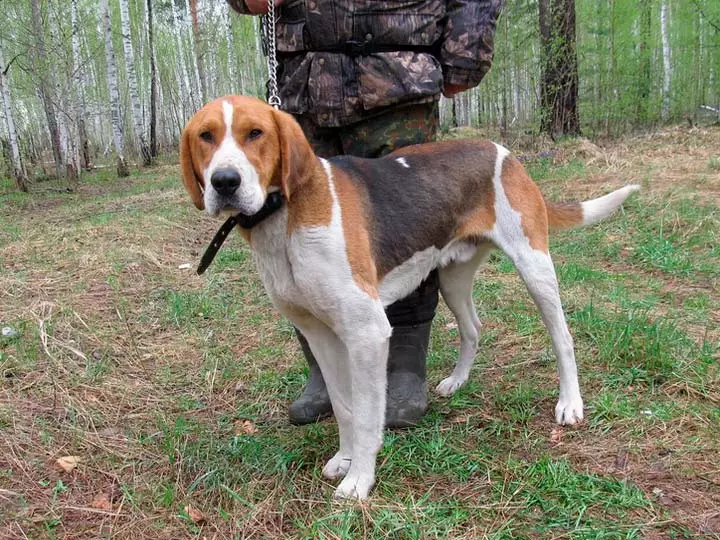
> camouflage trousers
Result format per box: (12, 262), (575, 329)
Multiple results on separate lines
(294, 101), (440, 160)
(294, 100), (440, 325)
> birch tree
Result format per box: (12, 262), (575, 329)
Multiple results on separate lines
(101, 0), (129, 177)
(0, 43), (27, 191)
(71, 0), (92, 170)
(190, 0), (208, 102)
(147, 0), (158, 158)
(119, 0), (151, 165)
(660, 0), (671, 121)
(29, 0), (64, 180)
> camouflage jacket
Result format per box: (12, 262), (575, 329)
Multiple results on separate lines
(227, 0), (504, 127)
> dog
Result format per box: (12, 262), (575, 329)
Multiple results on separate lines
(179, 95), (639, 500)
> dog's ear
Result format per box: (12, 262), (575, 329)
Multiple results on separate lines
(272, 108), (315, 200)
(180, 123), (205, 210)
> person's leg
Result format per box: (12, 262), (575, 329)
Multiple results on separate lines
(342, 102), (441, 427)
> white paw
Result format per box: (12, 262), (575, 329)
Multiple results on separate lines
(333, 473), (375, 501)
(322, 452), (352, 480)
(555, 395), (584, 425)
(436, 375), (467, 397)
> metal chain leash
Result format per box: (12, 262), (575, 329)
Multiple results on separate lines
(261, 0), (281, 109)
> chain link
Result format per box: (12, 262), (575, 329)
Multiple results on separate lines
(261, 0), (281, 109)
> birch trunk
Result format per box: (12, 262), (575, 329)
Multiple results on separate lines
(147, 0), (157, 158)
(660, 0), (671, 121)
(29, 0), (64, 180)
(190, 0), (208, 102)
(0, 44), (28, 191)
(71, 0), (92, 170)
(171, 0), (194, 118)
(119, 0), (151, 165)
(101, 0), (129, 176)
(49, 19), (78, 179)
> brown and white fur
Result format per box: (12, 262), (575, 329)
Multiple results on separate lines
(180, 96), (639, 500)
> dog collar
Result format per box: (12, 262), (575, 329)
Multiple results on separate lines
(196, 191), (284, 275)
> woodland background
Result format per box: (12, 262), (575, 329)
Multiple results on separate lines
(0, 0), (719, 188)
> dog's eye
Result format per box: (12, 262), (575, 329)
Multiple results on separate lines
(199, 131), (213, 143)
(248, 128), (263, 141)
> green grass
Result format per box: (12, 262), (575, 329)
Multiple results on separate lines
(1, 130), (719, 537)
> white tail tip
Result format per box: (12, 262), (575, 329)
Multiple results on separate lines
(582, 185), (640, 226)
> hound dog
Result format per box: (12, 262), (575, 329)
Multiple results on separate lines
(180, 95), (639, 500)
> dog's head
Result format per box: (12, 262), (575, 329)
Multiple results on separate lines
(180, 95), (314, 216)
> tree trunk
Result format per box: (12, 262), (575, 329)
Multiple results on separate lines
(49, 17), (77, 180)
(0, 44), (28, 192)
(660, 0), (671, 121)
(190, 0), (208, 102)
(539, 0), (580, 137)
(171, 0), (194, 119)
(636, 0), (653, 125)
(147, 0), (157, 158)
(29, 0), (64, 180)
(119, 0), (151, 165)
(71, 0), (92, 170)
(101, 0), (129, 177)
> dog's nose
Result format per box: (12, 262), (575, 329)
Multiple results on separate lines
(210, 168), (241, 197)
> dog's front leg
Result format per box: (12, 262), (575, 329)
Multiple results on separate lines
(334, 316), (391, 500)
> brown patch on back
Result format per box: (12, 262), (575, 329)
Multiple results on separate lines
(501, 156), (550, 252)
(455, 143), (497, 239)
(331, 166), (379, 298)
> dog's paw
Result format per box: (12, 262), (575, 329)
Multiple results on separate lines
(333, 473), (375, 501)
(322, 452), (352, 480)
(555, 395), (584, 425)
(435, 375), (467, 397)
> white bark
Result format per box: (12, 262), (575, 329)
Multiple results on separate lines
(0, 42), (27, 190)
(71, 0), (91, 170)
(171, 0), (194, 118)
(49, 15), (77, 178)
(119, 0), (150, 164)
(660, 0), (671, 121)
(101, 0), (128, 176)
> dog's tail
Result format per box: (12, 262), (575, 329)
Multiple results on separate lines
(546, 185), (640, 230)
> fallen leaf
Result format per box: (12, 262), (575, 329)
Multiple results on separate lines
(449, 414), (468, 424)
(615, 449), (630, 471)
(235, 419), (257, 435)
(184, 504), (205, 524)
(91, 493), (113, 511)
(56, 455), (81, 473)
(549, 427), (563, 445)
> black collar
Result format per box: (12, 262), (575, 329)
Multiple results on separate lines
(196, 191), (284, 275)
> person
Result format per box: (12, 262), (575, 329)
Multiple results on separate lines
(227, 0), (504, 427)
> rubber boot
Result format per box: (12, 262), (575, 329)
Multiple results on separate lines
(384, 271), (439, 427)
(288, 330), (333, 425)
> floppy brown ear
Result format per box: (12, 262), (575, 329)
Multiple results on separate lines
(179, 124), (205, 210)
(272, 108), (315, 200)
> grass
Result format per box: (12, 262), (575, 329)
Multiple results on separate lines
(1, 128), (719, 538)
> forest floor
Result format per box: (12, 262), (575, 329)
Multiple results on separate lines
(1, 125), (718, 539)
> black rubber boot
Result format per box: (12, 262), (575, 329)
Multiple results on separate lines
(288, 330), (333, 425)
(384, 271), (439, 427)
(384, 321), (433, 427)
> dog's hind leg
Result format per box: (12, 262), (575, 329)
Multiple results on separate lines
(436, 243), (493, 397)
(496, 242), (584, 425)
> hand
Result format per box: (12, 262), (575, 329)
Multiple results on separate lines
(245, 0), (284, 15)
(442, 83), (472, 98)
